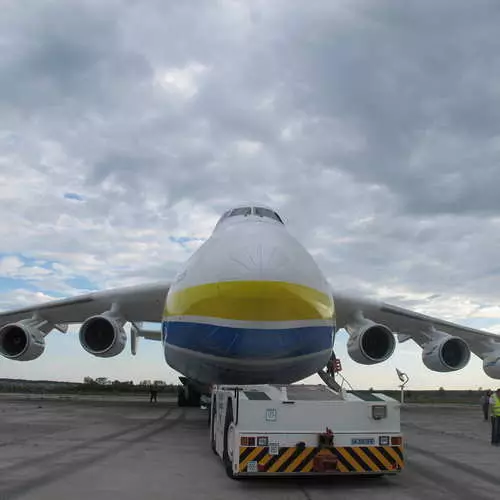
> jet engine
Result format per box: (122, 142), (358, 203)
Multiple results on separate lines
(483, 353), (500, 379)
(79, 312), (127, 358)
(422, 335), (470, 372)
(0, 321), (45, 361)
(345, 316), (396, 365)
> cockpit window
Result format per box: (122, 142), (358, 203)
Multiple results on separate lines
(215, 206), (283, 229)
(230, 207), (252, 217)
(254, 207), (283, 223)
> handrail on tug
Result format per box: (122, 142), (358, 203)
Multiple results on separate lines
(234, 387), (240, 425)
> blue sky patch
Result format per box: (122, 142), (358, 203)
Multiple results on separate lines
(0, 277), (38, 293)
(169, 236), (204, 249)
(66, 276), (97, 291)
(64, 192), (84, 201)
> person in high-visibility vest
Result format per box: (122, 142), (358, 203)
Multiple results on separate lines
(481, 390), (492, 421)
(490, 388), (500, 445)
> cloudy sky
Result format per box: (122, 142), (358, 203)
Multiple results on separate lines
(1, 0), (500, 389)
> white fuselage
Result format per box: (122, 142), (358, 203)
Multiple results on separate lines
(162, 208), (335, 384)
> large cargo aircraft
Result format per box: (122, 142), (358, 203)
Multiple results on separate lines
(1, 205), (500, 398)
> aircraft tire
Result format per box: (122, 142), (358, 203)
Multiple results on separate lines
(187, 388), (201, 407)
(177, 386), (187, 407)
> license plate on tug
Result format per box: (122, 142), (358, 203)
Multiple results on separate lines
(351, 438), (375, 445)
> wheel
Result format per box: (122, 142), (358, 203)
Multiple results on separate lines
(223, 399), (236, 479)
(210, 403), (218, 454)
(177, 386), (186, 407)
(226, 423), (236, 465)
(187, 388), (201, 407)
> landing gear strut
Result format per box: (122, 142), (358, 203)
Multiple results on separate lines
(317, 351), (343, 393)
(177, 377), (202, 407)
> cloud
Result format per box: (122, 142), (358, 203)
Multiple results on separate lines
(0, 256), (24, 275)
(0, 289), (57, 310)
(155, 62), (210, 99)
(1, 0), (500, 387)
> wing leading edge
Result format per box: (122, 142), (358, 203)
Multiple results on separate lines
(0, 282), (170, 328)
(333, 291), (500, 359)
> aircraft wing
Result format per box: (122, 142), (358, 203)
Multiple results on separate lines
(0, 282), (170, 328)
(333, 291), (500, 359)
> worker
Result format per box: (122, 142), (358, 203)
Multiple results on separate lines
(481, 390), (492, 421)
(490, 388), (500, 445)
(149, 385), (158, 403)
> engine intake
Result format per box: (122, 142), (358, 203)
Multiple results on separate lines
(346, 316), (395, 365)
(79, 313), (127, 358)
(483, 353), (500, 379)
(422, 335), (470, 372)
(0, 323), (45, 361)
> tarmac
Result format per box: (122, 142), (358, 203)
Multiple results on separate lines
(0, 394), (498, 500)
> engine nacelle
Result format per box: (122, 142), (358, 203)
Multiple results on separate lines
(0, 322), (45, 361)
(483, 353), (500, 379)
(422, 335), (470, 372)
(79, 313), (127, 358)
(345, 317), (396, 365)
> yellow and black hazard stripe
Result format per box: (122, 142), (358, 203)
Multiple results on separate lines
(238, 446), (404, 473)
(335, 446), (403, 473)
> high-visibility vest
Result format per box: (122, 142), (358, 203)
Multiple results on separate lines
(492, 395), (500, 417)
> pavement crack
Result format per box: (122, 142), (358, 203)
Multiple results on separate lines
(298, 484), (313, 500)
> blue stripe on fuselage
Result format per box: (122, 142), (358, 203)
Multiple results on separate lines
(162, 321), (333, 359)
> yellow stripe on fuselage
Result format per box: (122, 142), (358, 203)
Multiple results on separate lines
(164, 281), (334, 322)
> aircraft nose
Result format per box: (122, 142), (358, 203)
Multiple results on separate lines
(167, 226), (334, 323)
(221, 230), (323, 287)
(164, 222), (335, 361)
(224, 242), (290, 280)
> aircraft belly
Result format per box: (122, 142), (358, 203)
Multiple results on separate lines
(162, 317), (334, 384)
(165, 342), (332, 384)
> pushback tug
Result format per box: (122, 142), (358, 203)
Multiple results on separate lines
(209, 368), (404, 478)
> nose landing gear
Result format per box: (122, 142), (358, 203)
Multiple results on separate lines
(177, 376), (204, 407)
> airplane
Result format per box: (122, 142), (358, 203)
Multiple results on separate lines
(1, 203), (500, 406)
